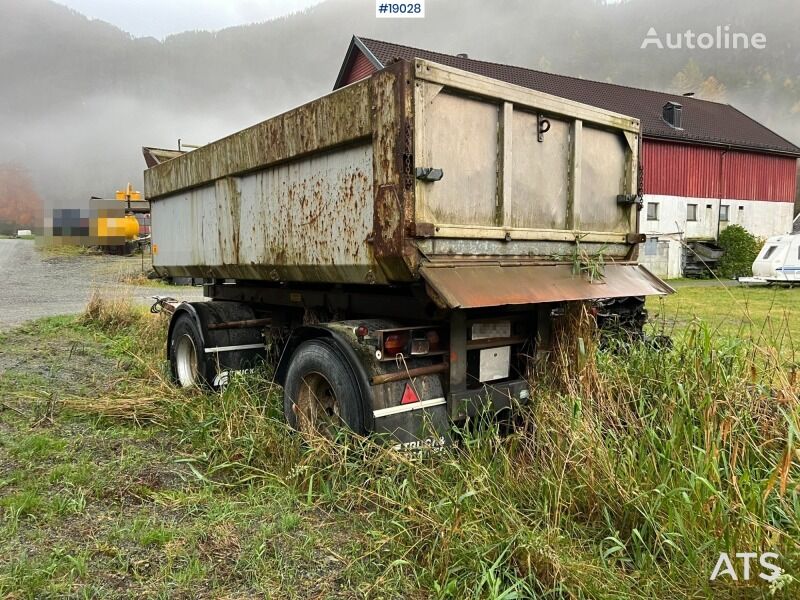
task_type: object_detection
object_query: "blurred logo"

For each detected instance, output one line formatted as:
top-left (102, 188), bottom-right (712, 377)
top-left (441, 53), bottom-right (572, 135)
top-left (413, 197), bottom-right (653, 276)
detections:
top-left (641, 26), bottom-right (766, 50)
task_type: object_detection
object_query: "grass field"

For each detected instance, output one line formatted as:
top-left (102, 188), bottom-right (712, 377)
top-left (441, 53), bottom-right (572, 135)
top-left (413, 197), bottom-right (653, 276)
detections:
top-left (1, 282), bottom-right (800, 598)
top-left (649, 282), bottom-right (800, 360)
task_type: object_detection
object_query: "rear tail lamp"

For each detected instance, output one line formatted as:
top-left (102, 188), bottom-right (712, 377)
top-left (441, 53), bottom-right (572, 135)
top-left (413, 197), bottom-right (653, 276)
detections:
top-left (425, 329), bottom-right (440, 351)
top-left (383, 332), bottom-right (409, 357)
top-left (374, 327), bottom-right (444, 361)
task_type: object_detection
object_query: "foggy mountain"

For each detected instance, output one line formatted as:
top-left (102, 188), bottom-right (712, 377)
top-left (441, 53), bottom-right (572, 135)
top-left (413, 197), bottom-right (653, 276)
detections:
top-left (1, 0), bottom-right (798, 223)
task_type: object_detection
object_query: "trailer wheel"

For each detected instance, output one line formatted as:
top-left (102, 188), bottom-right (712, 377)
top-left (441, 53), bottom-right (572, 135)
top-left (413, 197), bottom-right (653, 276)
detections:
top-left (283, 339), bottom-right (364, 437)
top-left (169, 314), bottom-right (210, 388)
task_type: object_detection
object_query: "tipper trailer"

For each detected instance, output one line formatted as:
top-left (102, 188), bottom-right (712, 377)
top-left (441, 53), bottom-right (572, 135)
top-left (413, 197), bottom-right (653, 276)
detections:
top-left (145, 59), bottom-right (672, 447)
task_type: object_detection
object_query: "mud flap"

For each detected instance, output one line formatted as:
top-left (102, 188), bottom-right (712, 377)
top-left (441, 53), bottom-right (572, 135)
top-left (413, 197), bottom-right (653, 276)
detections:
top-left (373, 400), bottom-right (451, 451)
top-left (371, 374), bottom-right (451, 450)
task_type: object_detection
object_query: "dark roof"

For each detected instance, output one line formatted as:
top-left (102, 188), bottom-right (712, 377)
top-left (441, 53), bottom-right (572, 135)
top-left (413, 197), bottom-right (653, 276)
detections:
top-left (142, 147), bottom-right (186, 169)
top-left (337, 36), bottom-right (800, 157)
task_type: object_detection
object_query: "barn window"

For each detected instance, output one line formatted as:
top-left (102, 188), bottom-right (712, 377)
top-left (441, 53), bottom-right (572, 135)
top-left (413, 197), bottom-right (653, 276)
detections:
top-left (719, 205), bottom-right (729, 222)
top-left (647, 202), bottom-right (659, 221)
top-left (687, 204), bottom-right (698, 221)
top-left (644, 237), bottom-right (658, 256)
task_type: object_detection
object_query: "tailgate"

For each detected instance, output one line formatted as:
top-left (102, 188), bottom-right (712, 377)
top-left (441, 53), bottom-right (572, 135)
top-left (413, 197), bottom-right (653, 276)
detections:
top-left (413, 59), bottom-right (641, 255)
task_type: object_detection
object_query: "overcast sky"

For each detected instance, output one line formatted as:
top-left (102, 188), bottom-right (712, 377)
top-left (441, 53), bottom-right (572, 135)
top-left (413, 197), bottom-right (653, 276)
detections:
top-left (54, 0), bottom-right (323, 39)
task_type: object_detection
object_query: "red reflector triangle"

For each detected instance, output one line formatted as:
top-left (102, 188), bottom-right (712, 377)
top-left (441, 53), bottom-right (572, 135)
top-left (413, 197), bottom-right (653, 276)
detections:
top-left (401, 383), bottom-right (419, 405)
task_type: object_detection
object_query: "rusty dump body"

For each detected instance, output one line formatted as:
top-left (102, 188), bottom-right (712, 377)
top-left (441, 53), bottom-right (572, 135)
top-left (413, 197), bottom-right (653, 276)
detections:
top-left (148, 59), bottom-right (673, 444)
top-left (145, 59), bottom-right (671, 308)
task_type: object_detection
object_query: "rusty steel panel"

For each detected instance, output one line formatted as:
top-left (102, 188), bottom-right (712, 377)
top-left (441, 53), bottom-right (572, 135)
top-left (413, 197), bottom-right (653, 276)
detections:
top-left (421, 263), bottom-right (673, 309)
top-left (576, 127), bottom-right (630, 232)
top-left (643, 140), bottom-right (797, 202)
top-left (145, 79), bottom-right (372, 200)
top-left (508, 110), bottom-right (569, 230)
top-left (370, 60), bottom-right (416, 280)
top-left (371, 65), bottom-right (404, 259)
top-left (415, 238), bottom-right (630, 259)
top-left (412, 59), bottom-right (641, 260)
top-left (416, 89), bottom-right (499, 225)
top-left (151, 144), bottom-right (382, 283)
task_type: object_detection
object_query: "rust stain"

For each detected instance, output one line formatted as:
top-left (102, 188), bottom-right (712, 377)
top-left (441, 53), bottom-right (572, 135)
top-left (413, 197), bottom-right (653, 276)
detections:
top-left (369, 60), bottom-right (415, 282)
top-left (225, 177), bottom-right (241, 265)
top-left (144, 79), bottom-right (372, 200)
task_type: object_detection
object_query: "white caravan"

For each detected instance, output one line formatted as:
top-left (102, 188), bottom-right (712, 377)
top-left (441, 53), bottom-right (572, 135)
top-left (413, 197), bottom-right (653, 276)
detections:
top-left (741, 234), bottom-right (800, 284)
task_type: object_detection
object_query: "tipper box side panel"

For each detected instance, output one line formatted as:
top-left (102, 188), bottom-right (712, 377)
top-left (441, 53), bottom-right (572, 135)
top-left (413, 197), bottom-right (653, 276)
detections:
top-left (145, 79), bottom-right (372, 199)
top-left (576, 126), bottom-right (631, 233)
top-left (146, 63), bottom-right (420, 285)
top-left (151, 144), bottom-right (378, 282)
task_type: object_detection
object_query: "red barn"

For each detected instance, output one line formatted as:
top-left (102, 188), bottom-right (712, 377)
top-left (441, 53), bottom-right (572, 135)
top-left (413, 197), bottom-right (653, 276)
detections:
top-left (335, 36), bottom-right (800, 278)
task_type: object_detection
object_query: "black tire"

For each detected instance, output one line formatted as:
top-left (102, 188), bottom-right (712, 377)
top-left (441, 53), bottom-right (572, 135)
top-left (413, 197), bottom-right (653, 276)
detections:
top-left (169, 314), bottom-right (213, 388)
top-left (283, 338), bottom-right (365, 436)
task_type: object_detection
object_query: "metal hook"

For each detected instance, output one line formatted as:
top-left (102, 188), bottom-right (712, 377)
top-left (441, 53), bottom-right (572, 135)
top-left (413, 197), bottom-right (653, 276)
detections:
top-left (537, 114), bottom-right (551, 142)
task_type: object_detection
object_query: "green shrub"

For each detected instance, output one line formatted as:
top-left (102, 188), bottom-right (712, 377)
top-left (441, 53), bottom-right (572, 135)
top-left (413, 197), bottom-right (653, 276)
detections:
top-left (717, 224), bottom-right (762, 279)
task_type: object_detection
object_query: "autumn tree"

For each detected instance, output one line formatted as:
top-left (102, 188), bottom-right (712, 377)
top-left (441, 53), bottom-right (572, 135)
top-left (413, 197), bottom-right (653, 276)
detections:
top-left (0, 164), bottom-right (44, 234)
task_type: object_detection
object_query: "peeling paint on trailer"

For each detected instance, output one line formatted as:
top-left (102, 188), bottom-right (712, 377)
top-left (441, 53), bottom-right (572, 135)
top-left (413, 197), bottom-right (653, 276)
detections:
top-left (144, 80), bottom-right (373, 200)
top-left (151, 144), bottom-right (382, 283)
top-left (370, 61), bottom-right (417, 281)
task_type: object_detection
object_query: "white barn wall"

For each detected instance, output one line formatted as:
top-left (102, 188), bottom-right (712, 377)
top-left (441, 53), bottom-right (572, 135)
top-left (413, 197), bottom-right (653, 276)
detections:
top-left (638, 194), bottom-right (794, 278)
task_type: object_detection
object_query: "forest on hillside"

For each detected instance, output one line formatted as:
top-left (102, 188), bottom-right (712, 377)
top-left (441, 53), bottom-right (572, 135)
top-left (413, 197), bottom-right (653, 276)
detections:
top-left (0, 0), bottom-right (798, 222)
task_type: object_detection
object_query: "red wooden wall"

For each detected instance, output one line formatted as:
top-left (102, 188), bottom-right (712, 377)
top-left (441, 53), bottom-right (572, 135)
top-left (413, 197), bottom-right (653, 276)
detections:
top-left (344, 51), bottom-right (377, 86)
top-left (642, 139), bottom-right (797, 202)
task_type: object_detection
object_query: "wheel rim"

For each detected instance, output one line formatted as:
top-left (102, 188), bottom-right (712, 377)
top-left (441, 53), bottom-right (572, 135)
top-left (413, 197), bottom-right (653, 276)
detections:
top-left (294, 372), bottom-right (342, 437)
top-left (175, 334), bottom-right (199, 388)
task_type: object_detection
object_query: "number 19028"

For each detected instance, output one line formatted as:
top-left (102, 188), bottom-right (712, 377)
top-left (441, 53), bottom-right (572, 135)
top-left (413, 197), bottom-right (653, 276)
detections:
top-left (376, 1), bottom-right (425, 18)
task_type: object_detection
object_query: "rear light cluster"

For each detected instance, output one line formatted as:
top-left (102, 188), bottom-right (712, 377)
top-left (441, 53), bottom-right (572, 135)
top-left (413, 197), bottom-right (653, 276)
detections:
top-left (355, 325), bottom-right (443, 361)
top-left (379, 329), bottom-right (442, 360)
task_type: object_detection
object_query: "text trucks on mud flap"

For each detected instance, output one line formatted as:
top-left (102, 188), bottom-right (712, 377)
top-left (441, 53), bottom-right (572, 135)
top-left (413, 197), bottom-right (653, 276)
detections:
top-left (144, 59), bottom-right (673, 447)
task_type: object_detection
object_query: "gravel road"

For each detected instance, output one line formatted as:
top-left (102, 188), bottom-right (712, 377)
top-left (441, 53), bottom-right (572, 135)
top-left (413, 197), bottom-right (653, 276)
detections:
top-left (0, 239), bottom-right (203, 331)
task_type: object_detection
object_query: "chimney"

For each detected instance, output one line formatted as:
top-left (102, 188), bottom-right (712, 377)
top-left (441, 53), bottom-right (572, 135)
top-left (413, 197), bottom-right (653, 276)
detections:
top-left (663, 101), bottom-right (683, 129)
top-left (456, 53), bottom-right (469, 58)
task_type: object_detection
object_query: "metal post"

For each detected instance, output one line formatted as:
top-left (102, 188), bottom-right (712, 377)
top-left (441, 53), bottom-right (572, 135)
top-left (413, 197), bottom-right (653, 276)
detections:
top-left (534, 304), bottom-right (552, 371)
top-left (448, 310), bottom-right (468, 418)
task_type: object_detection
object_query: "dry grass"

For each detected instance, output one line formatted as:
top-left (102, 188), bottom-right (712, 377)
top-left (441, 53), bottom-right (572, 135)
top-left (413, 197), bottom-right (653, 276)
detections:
top-left (119, 272), bottom-right (152, 286)
top-left (59, 395), bottom-right (166, 423)
top-left (80, 292), bottom-right (141, 332)
top-left (49, 294), bottom-right (176, 423)
top-left (36, 241), bottom-right (100, 257)
top-left (80, 291), bottom-right (169, 343)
